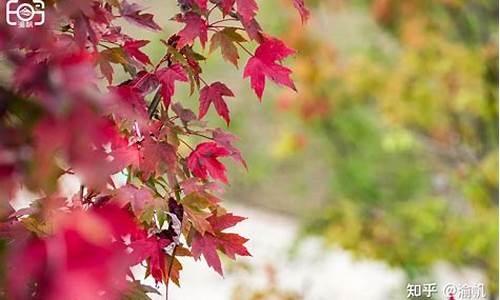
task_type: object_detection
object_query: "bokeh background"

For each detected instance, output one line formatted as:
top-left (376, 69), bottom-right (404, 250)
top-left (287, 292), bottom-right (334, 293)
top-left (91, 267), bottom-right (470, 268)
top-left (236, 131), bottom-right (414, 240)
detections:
top-left (112, 0), bottom-right (498, 299)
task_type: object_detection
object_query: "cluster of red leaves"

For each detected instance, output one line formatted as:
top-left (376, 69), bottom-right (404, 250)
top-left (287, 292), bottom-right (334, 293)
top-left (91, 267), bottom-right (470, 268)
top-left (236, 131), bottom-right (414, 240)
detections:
top-left (0, 0), bottom-right (308, 299)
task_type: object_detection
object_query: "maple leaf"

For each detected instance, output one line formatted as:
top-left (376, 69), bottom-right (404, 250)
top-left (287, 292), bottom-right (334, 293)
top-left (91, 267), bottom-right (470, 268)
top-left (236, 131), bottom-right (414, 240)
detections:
top-left (156, 64), bottom-right (188, 109)
top-left (175, 12), bottom-right (208, 49)
top-left (162, 255), bottom-right (183, 286)
top-left (207, 213), bottom-right (246, 231)
top-left (185, 207), bottom-right (213, 235)
top-left (172, 102), bottom-right (197, 124)
top-left (187, 142), bottom-right (231, 183)
top-left (120, 0), bottom-right (161, 31)
top-left (112, 85), bottom-right (149, 120)
top-left (191, 212), bottom-right (250, 275)
top-left (209, 28), bottom-right (246, 67)
top-left (220, 0), bottom-right (258, 22)
top-left (138, 136), bottom-right (177, 180)
top-left (110, 128), bottom-right (177, 179)
top-left (212, 128), bottom-right (247, 168)
top-left (115, 185), bottom-right (154, 215)
top-left (108, 136), bottom-right (140, 174)
top-left (123, 40), bottom-right (152, 65)
top-left (180, 178), bottom-right (224, 195)
top-left (130, 233), bottom-right (172, 284)
top-left (199, 82), bottom-right (234, 125)
top-left (292, 0), bottom-right (310, 23)
top-left (244, 37), bottom-right (296, 100)
top-left (181, 192), bottom-right (216, 234)
top-left (220, 0), bottom-right (234, 15)
top-left (128, 71), bottom-right (160, 95)
top-left (7, 206), bottom-right (139, 300)
top-left (236, 0), bottom-right (258, 22)
top-left (241, 17), bottom-right (264, 43)
top-left (130, 216), bottom-right (185, 286)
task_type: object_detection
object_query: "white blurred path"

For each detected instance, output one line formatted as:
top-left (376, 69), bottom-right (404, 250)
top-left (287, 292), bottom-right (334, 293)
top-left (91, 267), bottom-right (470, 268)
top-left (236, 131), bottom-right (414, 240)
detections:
top-left (144, 204), bottom-right (407, 300)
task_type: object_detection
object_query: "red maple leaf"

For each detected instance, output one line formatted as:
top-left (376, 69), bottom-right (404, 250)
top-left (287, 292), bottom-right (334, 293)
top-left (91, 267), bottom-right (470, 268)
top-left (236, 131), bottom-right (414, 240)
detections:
top-left (207, 213), bottom-right (246, 231)
top-left (241, 18), bottom-right (264, 42)
top-left (212, 128), bottom-right (247, 168)
top-left (128, 71), bottom-right (160, 95)
top-left (187, 142), bottom-right (231, 183)
top-left (110, 134), bottom-right (177, 180)
top-left (175, 12), bottom-right (208, 49)
top-left (220, 0), bottom-right (258, 22)
top-left (112, 85), bottom-right (149, 121)
top-left (156, 64), bottom-right (189, 109)
top-left (120, 0), bottom-right (161, 31)
top-left (236, 0), bottom-right (258, 22)
top-left (137, 136), bottom-right (177, 180)
top-left (123, 40), bottom-right (152, 65)
top-left (243, 37), bottom-right (296, 99)
top-left (130, 233), bottom-right (172, 284)
top-left (199, 82), bottom-right (234, 125)
top-left (191, 212), bottom-right (250, 275)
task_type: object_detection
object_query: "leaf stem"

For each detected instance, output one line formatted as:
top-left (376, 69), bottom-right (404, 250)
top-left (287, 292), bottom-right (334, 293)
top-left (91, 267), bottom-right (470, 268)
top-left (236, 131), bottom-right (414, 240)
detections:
top-left (235, 41), bottom-right (253, 56)
top-left (199, 76), bottom-right (209, 87)
top-left (208, 18), bottom-right (238, 27)
top-left (179, 138), bottom-right (195, 151)
top-left (207, 4), bottom-right (218, 17)
top-left (209, 25), bottom-right (245, 31)
top-left (148, 88), bottom-right (163, 118)
top-left (164, 242), bottom-right (177, 300)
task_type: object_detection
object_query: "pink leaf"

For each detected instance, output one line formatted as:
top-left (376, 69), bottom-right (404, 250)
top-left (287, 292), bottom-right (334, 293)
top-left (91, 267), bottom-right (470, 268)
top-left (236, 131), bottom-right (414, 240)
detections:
top-left (156, 64), bottom-right (188, 109)
top-left (212, 128), bottom-right (247, 168)
top-left (199, 82), bottom-right (234, 125)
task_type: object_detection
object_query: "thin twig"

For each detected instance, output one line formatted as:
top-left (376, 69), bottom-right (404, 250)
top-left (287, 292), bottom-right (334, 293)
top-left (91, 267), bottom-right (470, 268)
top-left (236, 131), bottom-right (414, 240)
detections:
top-left (209, 18), bottom-right (238, 26)
top-left (164, 246), bottom-right (177, 300)
top-left (164, 178), bottom-right (182, 300)
top-left (79, 185), bottom-right (84, 201)
top-left (178, 138), bottom-right (195, 151)
top-left (207, 4), bottom-right (219, 17)
top-left (209, 25), bottom-right (245, 31)
top-left (199, 76), bottom-right (210, 87)
top-left (148, 88), bottom-right (163, 118)
top-left (235, 41), bottom-right (253, 56)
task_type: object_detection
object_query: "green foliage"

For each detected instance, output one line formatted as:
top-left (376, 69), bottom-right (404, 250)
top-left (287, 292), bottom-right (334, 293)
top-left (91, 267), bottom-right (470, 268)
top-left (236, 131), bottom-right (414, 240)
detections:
top-left (279, 0), bottom-right (498, 293)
